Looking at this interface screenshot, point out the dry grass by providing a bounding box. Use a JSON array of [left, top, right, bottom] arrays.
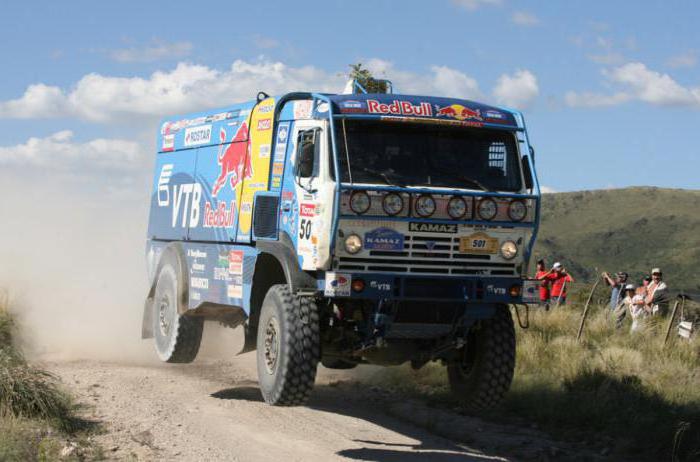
[[0, 293, 100, 461], [365, 304, 700, 460]]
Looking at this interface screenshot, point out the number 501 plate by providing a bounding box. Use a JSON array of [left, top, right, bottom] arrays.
[[459, 232, 498, 254]]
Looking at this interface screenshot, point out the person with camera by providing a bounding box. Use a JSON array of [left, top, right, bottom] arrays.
[[537, 262, 574, 306], [602, 271, 629, 311]]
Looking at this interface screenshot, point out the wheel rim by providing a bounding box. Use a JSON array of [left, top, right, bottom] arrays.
[[263, 317, 280, 374], [158, 293, 172, 337]]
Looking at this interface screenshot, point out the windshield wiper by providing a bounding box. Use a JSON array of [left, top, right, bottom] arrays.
[[428, 169, 493, 192], [360, 167, 405, 187], [457, 175, 493, 192]]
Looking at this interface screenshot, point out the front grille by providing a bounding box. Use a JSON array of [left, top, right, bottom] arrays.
[[336, 234, 516, 276]]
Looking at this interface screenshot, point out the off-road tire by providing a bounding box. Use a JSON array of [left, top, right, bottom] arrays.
[[256, 284, 320, 405], [152, 259, 203, 363], [447, 305, 515, 411]]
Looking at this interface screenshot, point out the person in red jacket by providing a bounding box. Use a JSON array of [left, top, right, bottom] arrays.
[[534, 259, 551, 309], [537, 262, 574, 306]]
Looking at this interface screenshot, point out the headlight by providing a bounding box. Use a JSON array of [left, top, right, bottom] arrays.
[[500, 240, 518, 260], [414, 194, 436, 217], [508, 200, 527, 222], [447, 196, 468, 219], [477, 198, 498, 220], [344, 234, 362, 254], [382, 193, 404, 216], [349, 191, 371, 214]]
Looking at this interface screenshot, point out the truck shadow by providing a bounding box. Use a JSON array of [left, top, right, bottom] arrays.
[[211, 384, 508, 461]]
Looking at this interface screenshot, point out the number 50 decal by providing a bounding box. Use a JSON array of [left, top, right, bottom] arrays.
[[299, 218, 312, 240]]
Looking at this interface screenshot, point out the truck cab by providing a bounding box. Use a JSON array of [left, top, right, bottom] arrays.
[[143, 82, 541, 409]]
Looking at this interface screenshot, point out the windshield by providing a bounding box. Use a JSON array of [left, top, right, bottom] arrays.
[[334, 119, 522, 192]]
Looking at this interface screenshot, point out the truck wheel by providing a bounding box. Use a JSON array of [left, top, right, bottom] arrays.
[[152, 261, 203, 363], [447, 305, 515, 411], [256, 284, 320, 405]]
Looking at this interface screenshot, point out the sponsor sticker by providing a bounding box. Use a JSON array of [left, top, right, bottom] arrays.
[[257, 119, 272, 131], [190, 277, 209, 290], [435, 104, 482, 121], [364, 228, 404, 251], [408, 222, 457, 234], [184, 125, 212, 147], [369, 279, 392, 292], [299, 203, 316, 217], [227, 283, 243, 299], [228, 250, 244, 276], [324, 272, 351, 297], [484, 110, 505, 120], [367, 100, 433, 117], [294, 101, 313, 119], [522, 280, 540, 303], [162, 134, 175, 152], [340, 100, 364, 113], [259, 144, 271, 158], [278, 125, 289, 142]]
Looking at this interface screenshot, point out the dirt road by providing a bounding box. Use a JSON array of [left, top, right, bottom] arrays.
[[48, 328, 596, 462]]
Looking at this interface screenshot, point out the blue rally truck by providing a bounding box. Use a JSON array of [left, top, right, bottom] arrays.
[[143, 81, 541, 408]]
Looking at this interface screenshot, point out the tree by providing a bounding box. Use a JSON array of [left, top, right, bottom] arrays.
[[348, 63, 388, 94]]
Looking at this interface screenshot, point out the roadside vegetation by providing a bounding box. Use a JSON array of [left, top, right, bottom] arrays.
[[367, 302, 700, 460], [0, 293, 101, 461]]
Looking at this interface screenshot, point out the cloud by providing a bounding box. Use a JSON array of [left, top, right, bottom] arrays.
[[0, 130, 144, 171], [666, 51, 697, 69], [0, 59, 494, 123], [565, 62, 700, 108], [362, 59, 483, 100], [540, 185, 557, 193], [492, 69, 539, 109], [110, 40, 193, 63], [451, 0, 501, 11], [511, 11, 540, 27], [0, 60, 344, 123]]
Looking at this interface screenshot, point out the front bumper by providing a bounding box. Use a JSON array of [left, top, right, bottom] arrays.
[[320, 272, 528, 303]]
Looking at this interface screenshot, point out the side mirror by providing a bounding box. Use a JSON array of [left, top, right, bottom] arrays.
[[295, 129, 318, 179], [529, 146, 536, 163], [521, 155, 534, 190]]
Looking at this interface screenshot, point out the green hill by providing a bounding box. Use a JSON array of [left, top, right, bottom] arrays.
[[532, 187, 700, 292]]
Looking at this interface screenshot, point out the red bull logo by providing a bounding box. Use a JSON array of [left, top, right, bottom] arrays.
[[212, 123, 253, 196], [437, 104, 483, 121], [367, 100, 433, 117]]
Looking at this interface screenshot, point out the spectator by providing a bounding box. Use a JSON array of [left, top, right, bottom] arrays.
[[538, 262, 574, 306], [535, 259, 550, 309], [645, 268, 669, 315], [629, 290, 647, 332], [602, 271, 629, 311], [614, 283, 637, 329]]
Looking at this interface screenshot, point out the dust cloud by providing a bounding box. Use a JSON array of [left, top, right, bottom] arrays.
[[0, 171, 242, 363]]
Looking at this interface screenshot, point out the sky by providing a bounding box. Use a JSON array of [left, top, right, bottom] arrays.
[[0, 0, 699, 196]]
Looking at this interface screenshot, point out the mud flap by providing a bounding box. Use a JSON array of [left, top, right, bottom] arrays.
[[141, 294, 155, 339], [237, 323, 257, 355]]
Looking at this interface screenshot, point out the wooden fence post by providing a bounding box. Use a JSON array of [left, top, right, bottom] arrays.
[[577, 279, 601, 341]]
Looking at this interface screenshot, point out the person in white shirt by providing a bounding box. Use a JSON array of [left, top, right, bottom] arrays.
[[645, 268, 669, 315]]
